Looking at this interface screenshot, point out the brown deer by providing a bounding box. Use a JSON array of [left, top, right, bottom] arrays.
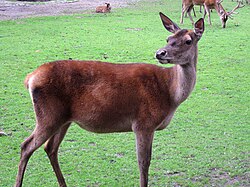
[[15, 13, 204, 187], [96, 3, 111, 13], [181, 0, 244, 28]]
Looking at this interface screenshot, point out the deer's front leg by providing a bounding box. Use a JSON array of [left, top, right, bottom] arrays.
[[134, 130, 154, 187]]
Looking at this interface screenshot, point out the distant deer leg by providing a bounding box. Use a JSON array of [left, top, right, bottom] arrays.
[[180, 5, 190, 24], [186, 6, 196, 18], [200, 5, 203, 13], [187, 5, 195, 25], [180, 5, 185, 23], [203, 8, 206, 19], [134, 130, 154, 187], [44, 123, 71, 187], [193, 7, 197, 17], [15, 125, 57, 187], [204, 5, 212, 25]]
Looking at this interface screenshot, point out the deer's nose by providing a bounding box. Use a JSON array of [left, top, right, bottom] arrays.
[[156, 49, 167, 59]]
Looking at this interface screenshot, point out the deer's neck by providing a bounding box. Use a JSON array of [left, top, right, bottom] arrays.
[[170, 54, 197, 106], [216, 4, 224, 16]]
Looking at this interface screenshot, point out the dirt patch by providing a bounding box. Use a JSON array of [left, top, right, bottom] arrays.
[[0, 0, 140, 20], [192, 168, 250, 186], [208, 168, 250, 186]]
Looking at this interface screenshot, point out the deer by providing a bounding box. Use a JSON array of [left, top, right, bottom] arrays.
[[15, 12, 204, 187], [96, 3, 111, 13], [181, 0, 244, 28], [181, 0, 216, 25]]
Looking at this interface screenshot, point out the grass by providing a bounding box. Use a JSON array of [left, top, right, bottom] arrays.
[[0, 0, 249, 186]]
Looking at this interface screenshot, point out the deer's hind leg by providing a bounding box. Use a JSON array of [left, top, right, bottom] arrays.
[[44, 123, 71, 187], [15, 122, 61, 187], [15, 87, 71, 187]]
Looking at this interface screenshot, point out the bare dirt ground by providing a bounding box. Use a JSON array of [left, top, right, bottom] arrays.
[[0, 0, 140, 20]]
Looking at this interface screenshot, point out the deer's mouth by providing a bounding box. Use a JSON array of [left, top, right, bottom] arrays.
[[158, 59, 171, 64], [157, 57, 173, 64]]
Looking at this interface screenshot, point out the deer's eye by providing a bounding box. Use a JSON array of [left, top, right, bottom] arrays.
[[185, 40, 192, 45], [166, 38, 169, 43]]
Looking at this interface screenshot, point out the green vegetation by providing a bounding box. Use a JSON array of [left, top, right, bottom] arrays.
[[0, 0, 249, 186]]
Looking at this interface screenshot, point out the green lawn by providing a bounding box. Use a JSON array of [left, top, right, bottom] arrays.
[[0, 0, 249, 186]]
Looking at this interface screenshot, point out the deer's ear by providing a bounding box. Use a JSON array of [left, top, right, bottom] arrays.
[[159, 12, 180, 33], [194, 18, 204, 39]]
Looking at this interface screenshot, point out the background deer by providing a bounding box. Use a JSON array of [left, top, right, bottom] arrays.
[[181, 0, 217, 25], [181, 0, 244, 28], [96, 3, 111, 13], [15, 13, 204, 187]]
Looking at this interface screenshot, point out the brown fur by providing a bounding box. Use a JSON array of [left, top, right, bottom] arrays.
[[27, 61, 173, 133], [96, 3, 111, 13], [15, 13, 204, 187]]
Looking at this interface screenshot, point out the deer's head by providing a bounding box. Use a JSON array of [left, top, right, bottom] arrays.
[[156, 13, 204, 65], [105, 3, 111, 10], [218, 2, 245, 28], [219, 12, 229, 28]]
